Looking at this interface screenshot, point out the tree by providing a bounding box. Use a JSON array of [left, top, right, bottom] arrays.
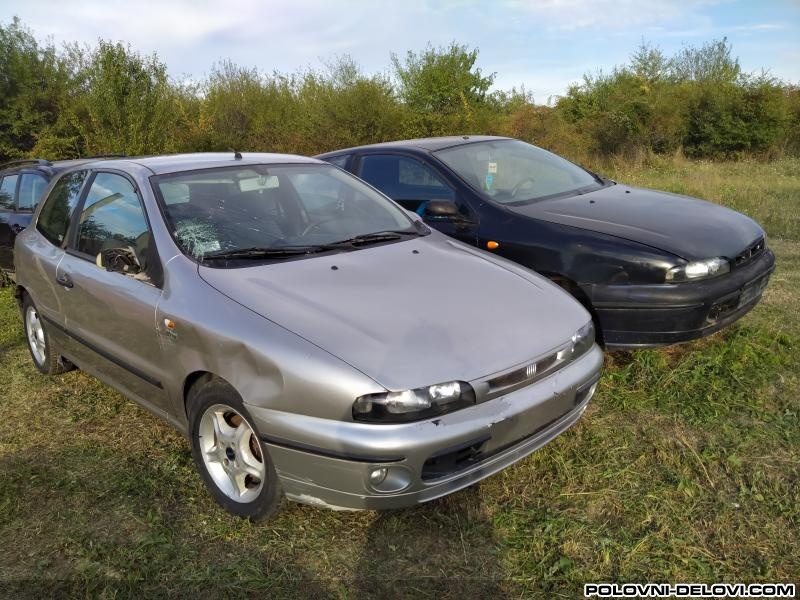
[[631, 40, 669, 84], [70, 41, 182, 155], [0, 17, 72, 160], [391, 42, 495, 136], [669, 38, 741, 83]]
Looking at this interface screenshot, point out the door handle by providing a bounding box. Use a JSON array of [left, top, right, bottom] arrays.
[[56, 273, 74, 289]]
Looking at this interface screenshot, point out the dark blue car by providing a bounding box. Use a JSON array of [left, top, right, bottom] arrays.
[[317, 136, 774, 348], [0, 158, 105, 278]]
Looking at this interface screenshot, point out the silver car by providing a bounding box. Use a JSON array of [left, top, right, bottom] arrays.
[[14, 153, 603, 520]]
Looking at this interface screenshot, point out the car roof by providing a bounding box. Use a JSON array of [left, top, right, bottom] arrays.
[[1, 153, 325, 178], [83, 152, 323, 175], [316, 135, 513, 157], [0, 158, 101, 177]]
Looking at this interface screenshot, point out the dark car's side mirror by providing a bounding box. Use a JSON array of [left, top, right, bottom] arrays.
[[96, 247, 142, 275], [424, 200, 464, 221]]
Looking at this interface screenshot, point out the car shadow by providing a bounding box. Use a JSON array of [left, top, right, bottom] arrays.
[[350, 485, 512, 599], [0, 443, 336, 599]]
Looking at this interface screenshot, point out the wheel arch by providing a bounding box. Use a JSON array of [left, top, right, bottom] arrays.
[[183, 371, 239, 417], [14, 284, 27, 309], [541, 272, 605, 345]]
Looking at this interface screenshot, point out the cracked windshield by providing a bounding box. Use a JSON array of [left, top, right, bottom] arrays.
[[156, 164, 417, 261]]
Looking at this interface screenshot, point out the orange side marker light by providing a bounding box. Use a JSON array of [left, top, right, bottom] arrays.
[[487, 241, 500, 250]]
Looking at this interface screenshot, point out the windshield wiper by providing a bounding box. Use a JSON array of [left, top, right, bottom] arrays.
[[202, 229, 423, 261], [328, 229, 422, 247], [202, 245, 334, 261]]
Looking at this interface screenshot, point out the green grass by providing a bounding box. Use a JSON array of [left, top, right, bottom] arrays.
[[1, 159, 799, 598]]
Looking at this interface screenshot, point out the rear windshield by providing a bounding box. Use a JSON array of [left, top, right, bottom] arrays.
[[435, 139, 601, 205], [154, 164, 414, 260]]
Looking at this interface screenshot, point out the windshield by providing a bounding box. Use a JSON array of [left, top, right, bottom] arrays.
[[435, 139, 601, 205], [154, 164, 416, 262]]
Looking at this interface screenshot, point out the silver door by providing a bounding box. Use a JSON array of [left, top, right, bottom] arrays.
[[55, 171, 170, 414]]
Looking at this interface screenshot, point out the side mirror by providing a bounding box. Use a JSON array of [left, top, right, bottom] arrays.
[[96, 247, 142, 275], [424, 200, 463, 220]]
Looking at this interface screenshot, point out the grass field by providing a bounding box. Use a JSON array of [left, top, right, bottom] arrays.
[[1, 158, 798, 598]]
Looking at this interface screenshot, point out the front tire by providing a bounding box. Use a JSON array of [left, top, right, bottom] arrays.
[[188, 380, 283, 521], [22, 294, 71, 375]]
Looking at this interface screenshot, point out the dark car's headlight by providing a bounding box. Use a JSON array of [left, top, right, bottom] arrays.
[[353, 381, 476, 423], [665, 257, 730, 282]]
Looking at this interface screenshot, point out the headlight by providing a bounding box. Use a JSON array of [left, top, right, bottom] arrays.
[[353, 381, 476, 423], [558, 321, 595, 360], [665, 257, 730, 282]]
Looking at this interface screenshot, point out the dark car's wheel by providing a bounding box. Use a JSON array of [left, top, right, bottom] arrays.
[[188, 379, 283, 521], [22, 294, 72, 375]]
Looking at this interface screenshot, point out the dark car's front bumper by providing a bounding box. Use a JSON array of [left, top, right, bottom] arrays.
[[586, 249, 775, 349]]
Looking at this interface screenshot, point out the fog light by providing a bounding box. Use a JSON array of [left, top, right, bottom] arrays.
[[366, 466, 412, 493], [369, 467, 388, 486]]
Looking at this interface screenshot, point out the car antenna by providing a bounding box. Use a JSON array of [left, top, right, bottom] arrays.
[[230, 149, 242, 160]]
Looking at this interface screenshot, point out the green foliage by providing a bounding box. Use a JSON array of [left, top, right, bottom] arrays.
[[295, 57, 405, 154], [201, 56, 404, 156], [556, 38, 795, 158], [391, 42, 495, 137], [682, 77, 791, 158], [669, 38, 741, 83], [70, 41, 184, 156], [0, 20, 797, 163], [0, 17, 72, 159]]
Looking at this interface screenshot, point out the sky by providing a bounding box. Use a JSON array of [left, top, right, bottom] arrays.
[[1, 0, 798, 103]]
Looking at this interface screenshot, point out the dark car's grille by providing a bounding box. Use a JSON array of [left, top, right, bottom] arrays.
[[733, 237, 765, 268]]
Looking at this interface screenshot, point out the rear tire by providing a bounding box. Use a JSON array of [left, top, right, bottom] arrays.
[[188, 379, 283, 521], [22, 294, 72, 375]]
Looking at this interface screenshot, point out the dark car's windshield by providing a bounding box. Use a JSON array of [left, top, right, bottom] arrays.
[[435, 139, 602, 205], [154, 164, 416, 261]]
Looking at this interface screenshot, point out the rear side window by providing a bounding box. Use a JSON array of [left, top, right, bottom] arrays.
[[36, 171, 88, 246], [17, 173, 48, 210], [0, 175, 18, 210], [75, 173, 150, 266]]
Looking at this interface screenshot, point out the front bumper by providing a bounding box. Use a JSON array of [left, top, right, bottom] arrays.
[[246, 344, 603, 510], [587, 249, 775, 349]]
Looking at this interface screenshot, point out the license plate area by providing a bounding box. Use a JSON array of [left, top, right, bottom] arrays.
[[738, 275, 769, 308]]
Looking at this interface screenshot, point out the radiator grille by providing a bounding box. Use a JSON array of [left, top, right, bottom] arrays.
[[733, 237, 765, 268]]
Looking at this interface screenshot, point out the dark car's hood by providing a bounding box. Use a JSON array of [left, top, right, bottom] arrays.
[[198, 234, 589, 390], [511, 184, 764, 260]]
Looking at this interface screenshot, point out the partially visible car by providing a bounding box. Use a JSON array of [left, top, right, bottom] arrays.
[[317, 137, 775, 348], [14, 152, 602, 520], [0, 157, 119, 279]]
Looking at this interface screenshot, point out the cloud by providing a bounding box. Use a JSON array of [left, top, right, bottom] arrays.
[[502, 0, 720, 31], [1, 0, 796, 95], [730, 23, 788, 31]]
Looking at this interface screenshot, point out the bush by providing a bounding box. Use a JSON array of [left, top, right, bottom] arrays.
[[0, 18, 797, 163]]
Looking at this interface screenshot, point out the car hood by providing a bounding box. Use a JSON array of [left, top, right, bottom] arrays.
[[512, 184, 764, 260], [198, 235, 589, 390]]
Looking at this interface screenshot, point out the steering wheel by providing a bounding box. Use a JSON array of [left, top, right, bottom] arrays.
[[511, 177, 537, 198], [301, 217, 341, 237]]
